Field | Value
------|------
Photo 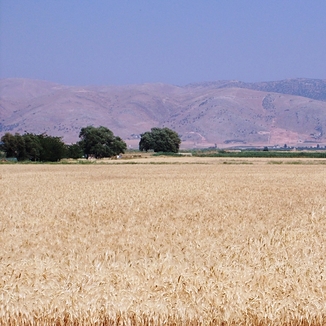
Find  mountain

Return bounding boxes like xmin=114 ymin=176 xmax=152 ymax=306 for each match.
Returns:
xmin=186 ymin=78 xmax=326 ymax=102
xmin=1 ymin=78 xmax=326 ymax=148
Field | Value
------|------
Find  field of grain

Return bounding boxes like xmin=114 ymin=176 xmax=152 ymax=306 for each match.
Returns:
xmin=1 ymin=161 xmax=326 ymax=325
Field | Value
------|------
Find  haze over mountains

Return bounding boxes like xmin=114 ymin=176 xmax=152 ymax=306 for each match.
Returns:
xmin=1 ymin=78 xmax=326 ymax=148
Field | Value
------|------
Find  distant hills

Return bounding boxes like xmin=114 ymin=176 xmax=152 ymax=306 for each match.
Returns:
xmin=1 ymin=78 xmax=326 ymax=148
xmin=187 ymin=78 xmax=326 ymax=102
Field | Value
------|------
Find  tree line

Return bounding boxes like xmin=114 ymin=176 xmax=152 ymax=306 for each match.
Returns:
xmin=0 ymin=126 xmax=181 ymax=162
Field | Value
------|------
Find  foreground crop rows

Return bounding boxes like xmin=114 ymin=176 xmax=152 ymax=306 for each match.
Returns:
xmin=1 ymin=163 xmax=326 ymax=325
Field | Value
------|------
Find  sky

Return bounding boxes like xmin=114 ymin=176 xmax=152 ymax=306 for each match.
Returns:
xmin=0 ymin=0 xmax=325 ymax=86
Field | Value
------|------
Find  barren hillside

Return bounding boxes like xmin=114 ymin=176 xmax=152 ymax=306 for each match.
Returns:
xmin=1 ymin=78 xmax=326 ymax=148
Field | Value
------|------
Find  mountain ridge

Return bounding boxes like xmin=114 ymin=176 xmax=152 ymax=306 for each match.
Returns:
xmin=185 ymin=78 xmax=326 ymax=102
xmin=1 ymin=78 xmax=326 ymax=148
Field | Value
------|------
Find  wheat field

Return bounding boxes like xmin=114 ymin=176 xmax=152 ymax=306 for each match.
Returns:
xmin=1 ymin=160 xmax=326 ymax=325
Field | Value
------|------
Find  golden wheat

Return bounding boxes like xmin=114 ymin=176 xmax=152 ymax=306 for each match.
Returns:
xmin=0 ymin=160 xmax=326 ymax=325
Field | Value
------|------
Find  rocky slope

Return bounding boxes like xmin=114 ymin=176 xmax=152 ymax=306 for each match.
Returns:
xmin=1 ymin=78 xmax=326 ymax=148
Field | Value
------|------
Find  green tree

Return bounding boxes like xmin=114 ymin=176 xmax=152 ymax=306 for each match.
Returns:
xmin=38 ymin=134 xmax=66 ymax=162
xmin=138 ymin=132 xmax=153 ymax=152
xmin=22 ymin=133 xmax=42 ymax=161
xmin=79 ymin=126 xmax=127 ymax=158
xmin=1 ymin=132 xmax=67 ymax=162
xmin=65 ymin=143 xmax=83 ymax=159
xmin=0 ymin=132 xmax=25 ymax=159
xmin=139 ymin=127 xmax=181 ymax=153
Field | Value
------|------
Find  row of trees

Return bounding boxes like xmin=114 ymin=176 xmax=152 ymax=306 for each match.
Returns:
xmin=0 ymin=126 xmax=181 ymax=161
xmin=0 ymin=132 xmax=82 ymax=162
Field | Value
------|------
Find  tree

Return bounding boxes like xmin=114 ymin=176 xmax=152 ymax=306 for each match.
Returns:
xmin=79 ymin=126 xmax=127 ymax=158
xmin=138 ymin=131 xmax=153 ymax=152
xmin=38 ymin=134 xmax=66 ymax=162
xmin=65 ymin=143 xmax=83 ymax=159
xmin=139 ymin=127 xmax=181 ymax=153
xmin=0 ymin=132 xmax=66 ymax=161
xmin=22 ymin=133 xmax=42 ymax=161
xmin=1 ymin=132 xmax=26 ymax=160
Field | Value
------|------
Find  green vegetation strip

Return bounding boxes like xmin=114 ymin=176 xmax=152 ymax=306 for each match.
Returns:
xmin=193 ymin=150 xmax=326 ymax=158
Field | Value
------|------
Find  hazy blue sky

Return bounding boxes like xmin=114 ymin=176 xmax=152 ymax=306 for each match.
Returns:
xmin=1 ymin=0 xmax=325 ymax=86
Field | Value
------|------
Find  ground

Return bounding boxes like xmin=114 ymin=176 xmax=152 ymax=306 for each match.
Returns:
xmin=1 ymin=158 xmax=326 ymax=325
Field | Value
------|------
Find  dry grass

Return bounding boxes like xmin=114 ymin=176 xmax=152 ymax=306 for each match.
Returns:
xmin=1 ymin=160 xmax=326 ymax=325
xmin=95 ymin=155 xmax=326 ymax=165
